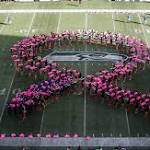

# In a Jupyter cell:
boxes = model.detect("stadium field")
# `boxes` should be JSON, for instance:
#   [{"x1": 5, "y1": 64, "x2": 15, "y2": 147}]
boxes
[
  {"x1": 0, "y1": 0, "x2": 150, "y2": 149},
  {"x1": 1, "y1": 0, "x2": 150, "y2": 9}
]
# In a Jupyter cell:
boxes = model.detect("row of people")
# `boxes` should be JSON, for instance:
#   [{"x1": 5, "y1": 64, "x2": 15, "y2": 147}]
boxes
[
  {"x1": 8, "y1": 68, "x2": 81, "y2": 119},
  {"x1": 83, "y1": 31, "x2": 150, "y2": 115},
  {"x1": 10, "y1": 31, "x2": 150, "y2": 73},
  {"x1": 0, "y1": 133, "x2": 80, "y2": 138}
]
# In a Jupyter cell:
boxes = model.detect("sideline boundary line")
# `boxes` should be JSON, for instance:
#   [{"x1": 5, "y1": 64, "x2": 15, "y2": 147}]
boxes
[
  {"x1": 1, "y1": 9, "x2": 150, "y2": 14},
  {"x1": 0, "y1": 137, "x2": 150, "y2": 147},
  {"x1": 0, "y1": 71, "x2": 16, "y2": 123},
  {"x1": 56, "y1": 12, "x2": 62, "y2": 33},
  {"x1": 111, "y1": 10, "x2": 131, "y2": 137}
]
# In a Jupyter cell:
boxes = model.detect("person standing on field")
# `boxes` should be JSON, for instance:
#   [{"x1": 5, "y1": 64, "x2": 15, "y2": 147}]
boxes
[{"x1": 143, "y1": 15, "x2": 147, "y2": 25}]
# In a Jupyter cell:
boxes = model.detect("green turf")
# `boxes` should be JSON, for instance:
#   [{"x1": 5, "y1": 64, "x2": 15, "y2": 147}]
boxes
[{"x1": 0, "y1": 2, "x2": 149, "y2": 150}]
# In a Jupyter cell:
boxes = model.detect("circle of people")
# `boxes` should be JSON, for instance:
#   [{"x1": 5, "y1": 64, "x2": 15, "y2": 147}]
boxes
[{"x1": 8, "y1": 30, "x2": 150, "y2": 118}]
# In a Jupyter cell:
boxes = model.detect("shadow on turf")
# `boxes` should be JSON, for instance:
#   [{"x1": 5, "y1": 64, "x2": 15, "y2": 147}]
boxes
[
  {"x1": 0, "y1": 34, "x2": 25, "y2": 51},
  {"x1": 114, "y1": 19, "x2": 150, "y2": 27},
  {"x1": 0, "y1": 22, "x2": 7, "y2": 25},
  {"x1": 67, "y1": 3, "x2": 79, "y2": 7}
]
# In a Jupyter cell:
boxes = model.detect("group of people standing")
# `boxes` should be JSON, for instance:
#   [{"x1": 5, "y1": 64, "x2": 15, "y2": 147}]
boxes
[
  {"x1": 9, "y1": 30, "x2": 150, "y2": 118},
  {"x1": 83, "y1": 31, "x2": 150, "y2": 116}
]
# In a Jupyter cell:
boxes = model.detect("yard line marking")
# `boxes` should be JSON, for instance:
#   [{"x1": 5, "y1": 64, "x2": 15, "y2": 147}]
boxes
[
  {"x1": 83, "y1": 62, "x2": 87, "y2": 137},
  {"x1": 1, "y1": 9, "x2": 150, "y2": 14},
  {"x1": 0, "y1": 14, "x2": 9, "y2": 33},
  {"x1": 134, "y1": 29, "x2": 138, "y2": 33},
  {"x1": 1, "y1": 137, "x2": 150, "y2": 147},
  {"x1": 112, "y1": 12, "x2": 116, "y2": 32},
  {"x1": 85, "y1": 13, "x2": 88, "y2": 47},
  {"x1": 0, "y1": 71, "x2": 16, "y2": 122},
  {"x1": 39, "y1": 12, "x2": 62, "y2": 133},
  {"x1": 125, "y1": 110, "x2": 131, "y2": 136},
  {"x1": 39, "y1": 110, "x2": 45, "y2": 134},
  {"x1": 0, "y1": 13, "x2": 15, "y2": 123},
  {"x1": 123, "y1": 16, "x2": 131, "y2": 136},
  {"x1": 110, "y1": 2, "x2": 115, "y2": 33},
  {"x1": 83, "y1": 13, "x2": 88, "y2": 137},
  {"x1": 111, "y1": 11, "x2": 131, "y2": 136},
  {"x1": 0, "y1": 10, "x2": 36, "y2": 123},
  {"x1": 138, "y1": 14, "x2": 149, "y2": 47},
  {"x1": 0, "y1": 88, "x2": 6, "y2": 96},
  {"x1": 0, "y1": 26, "x2": 5, "y2": 33},
  {"x1": 57, "y1": 12, "x2": 62, "y2": 33},
  {"x1": 27, "y1": 12, "x2": 36, "y2": 36},
  {"x1": 146, "y1": 29, "x2": 150, "y2": 34},
  {"x1": 85, "y1": 13, "x2": 88, "y2": 31}
]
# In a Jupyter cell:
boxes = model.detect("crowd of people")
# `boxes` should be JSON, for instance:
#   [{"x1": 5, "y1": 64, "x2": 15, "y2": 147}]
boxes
[
  {"x1": 83, "y1": 31, "x2": 150, "y2": 116},
  {"x1": 9, "y1": 32, "x2": 83, "y2": 118},
  {"x1": 9, "y1": 30, "x2": 150, "y2": 118},
  {"x1": 0, "y1": 133, "x2": 127, "y2": 150},
  {"x1": 0, "y1": 133, "x2": 80, "y2": 138}
]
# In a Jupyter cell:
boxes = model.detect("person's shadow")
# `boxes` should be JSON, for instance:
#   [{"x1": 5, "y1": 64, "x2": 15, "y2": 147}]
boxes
[
  {"x1": 67, "y1": 3, "x2": 79, "y2": 7},
  {"x1": 114, "y1": 19, "x2": 150, "y2": 27},
  {"x1": 0, "y1": 22, "x2": 7, "y2": 25}
]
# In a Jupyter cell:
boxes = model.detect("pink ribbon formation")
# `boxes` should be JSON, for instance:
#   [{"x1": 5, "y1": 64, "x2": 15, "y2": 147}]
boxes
[{"x1": 8, "y1": 31, "x2": 150, "y2": 119}]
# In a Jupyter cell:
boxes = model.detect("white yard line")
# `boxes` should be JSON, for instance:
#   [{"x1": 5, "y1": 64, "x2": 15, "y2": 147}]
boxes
[
  {"x1": 0, "y1": 12, "x2": 36, "y2": 123},
  {"x1": 0, "y1": 9, "x2": 150, "y2": 14},
  {"x1": 125, "y1": 110, "x2": 131, "y2": 136},
  {"x1": 56, "y1": 12, "x2": 62, "y2": 33},
  {"x1": 0, "y1": 26, "x2": 5, "y2": 33},
  {"x1": 39, "y1": 12, "x2": 62, "y2": 133},
  {"x1": 39, "y1": 101, "x2": 45, "y2": 132},
  {"x1": 0, "y1": 13, "x2": 15, "y2": 123},
  {"x1": 27, "y1": 12, "x2": 36, "y2": 36},
  {"x1": 1, "y1": 137, "x2": 150, "y2": 147},
  {"x1": 125, "y1": 109, "x2": 131, "y2": 136},
  {"x1": 83, "y1": 13, "x2": 88, "y2": 137},
  {"x1": 39, "y1": 110, "x2": 45, "y2": 134},
  {"x1": 85, "y1": 13, "x2": 88, "y2": 31},
  {"x1": 112, "y1": 12, "x2": 116, "y2": 32},
  {"x1": 0, "y1": 14, "x2": 9, "y2": 33},
  {"x1": 83, "y1": 61, "x2": 87, "y2": 136},
  {"x1": 111, "y1": 11, "x2": 131, "y2": 136},
  {"x1": 0, "y1": 71, "x2": 16, "y2": 122},
  {"x1": 138, "y1": 14, "x2": 149, "y2": 47}
]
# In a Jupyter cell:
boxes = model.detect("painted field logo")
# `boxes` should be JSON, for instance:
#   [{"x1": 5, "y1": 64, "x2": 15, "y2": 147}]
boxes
[{"x1": 47, "y1": 51, "x2": 128, "y2": 62}]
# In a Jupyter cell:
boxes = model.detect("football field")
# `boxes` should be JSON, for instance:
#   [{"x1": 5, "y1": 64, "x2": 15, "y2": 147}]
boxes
[{"x1": 0, "y1": 0, "x2": 150, "y2": 149}]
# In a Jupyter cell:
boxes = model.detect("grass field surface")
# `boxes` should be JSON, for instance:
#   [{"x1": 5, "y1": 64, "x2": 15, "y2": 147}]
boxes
[{"x1": 0, "y1": 0, "x2": 150, "y2": 149}]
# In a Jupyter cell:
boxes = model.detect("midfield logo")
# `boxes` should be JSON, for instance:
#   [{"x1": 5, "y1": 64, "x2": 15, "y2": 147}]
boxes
[{"x1": 47, "y1": 51, "x2": 128, "y2": 62}]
